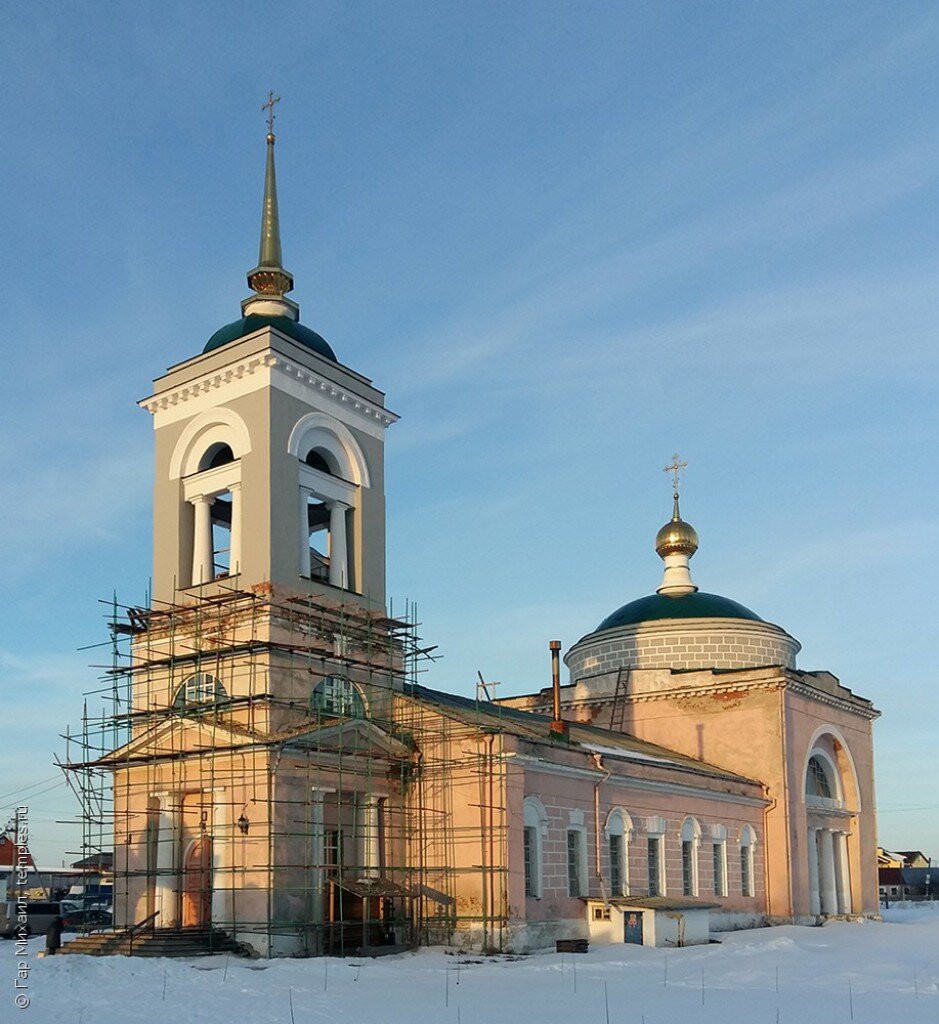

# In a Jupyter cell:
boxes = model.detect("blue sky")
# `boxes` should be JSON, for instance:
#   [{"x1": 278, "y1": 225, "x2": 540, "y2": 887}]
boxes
[{"x1": 1, "y1": 2, "x2": 937, "y2": 865}]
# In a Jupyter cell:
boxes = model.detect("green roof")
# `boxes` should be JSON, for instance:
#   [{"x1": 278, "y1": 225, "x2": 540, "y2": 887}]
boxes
[
  {"x1": 596, "y1": 591, "x2": 763, "y2": 632},
  {"x1": 204, "y1": 314, "x2": 336, "y2": 360}
]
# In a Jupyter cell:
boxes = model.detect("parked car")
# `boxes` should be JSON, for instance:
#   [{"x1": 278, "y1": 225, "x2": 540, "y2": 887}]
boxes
[
  {"x1": 61, "y1": 908, "x2": 112, "y2": 932},
  {"x1": 0, "y1": 901, "x2": 62, "y2": 938}
]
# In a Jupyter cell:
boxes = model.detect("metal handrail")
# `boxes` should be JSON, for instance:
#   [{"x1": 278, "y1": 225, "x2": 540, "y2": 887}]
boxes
[{"x1": 124, "y1": 910, "x2": 159, "y2": 953}]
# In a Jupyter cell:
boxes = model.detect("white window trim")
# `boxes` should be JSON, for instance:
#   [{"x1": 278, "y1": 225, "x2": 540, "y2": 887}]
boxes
[
  {"x1": 712, "y1": 838, "x2": 728, "y2": 897},
  {"x1": 182, "y1": 461, "x2": 242, "y2": 502},
  {"x1": 644, "y1": 823, "x2": 666, "y2": 898},
  {"x1": 299, "y1": 463, "x2": 357, "y2": 506},
  {"x1": 566, "y1": 826, "x2": 588, "y2": 898},
  {"x1": 680, "y1": 817, "x2": 701, "y2": 898},
  {"x1": 604, "y1": 808, "x2": 633, "y2": 896},
  {"x1": 804, "y1": 748, "x2": 844, "y2": 810},
  {"x1": 739, "y1": 825, "x2": 757, "y2": 898},
  {"x1": 522, "y1": 797, "x2": 548, "y2": 899}
]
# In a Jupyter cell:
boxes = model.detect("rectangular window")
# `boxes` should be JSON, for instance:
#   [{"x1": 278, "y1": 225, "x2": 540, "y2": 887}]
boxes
[
  {"x1": 713, "y1": 842, "x2": 727, "y2": 897},
  {"x1": 524, "y1": 827, "x2": 536, "y2": 897},
  {"x1": 682, "y1": 840, "x2": 695, "y2": 896},
  {"x1": 647, "y1": 836, "x2": 662, "y2": 897},
  {"x1": 609, "y1": 834, "x2": 623, "y2": 895},
  {"x1": 740, "y1": 845, "x2": 752, "y2": 897},
  {"x1": 567, "y1": 830, "x2": 583, "y2": 897}
]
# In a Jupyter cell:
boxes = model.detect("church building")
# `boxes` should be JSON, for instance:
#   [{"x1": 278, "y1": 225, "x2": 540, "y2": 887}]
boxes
[{"x1": 65, "y1": 106, "x2": 881, "y2": 957}]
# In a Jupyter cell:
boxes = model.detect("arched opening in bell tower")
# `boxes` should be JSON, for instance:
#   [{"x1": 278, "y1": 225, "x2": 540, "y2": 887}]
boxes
[{"x1": 288, "y1": 414, "x2": 370, "y2": 593}]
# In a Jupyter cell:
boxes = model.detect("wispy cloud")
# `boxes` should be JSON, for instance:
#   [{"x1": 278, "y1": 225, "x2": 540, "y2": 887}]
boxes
[{"x1": 377, "y1": 137, "x2": 939, "y2": 397}]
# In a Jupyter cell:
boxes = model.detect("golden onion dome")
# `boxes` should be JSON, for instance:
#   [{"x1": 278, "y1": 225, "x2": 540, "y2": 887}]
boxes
[{"x1": 655, "y1": 496, "x2": 699, "y2": 557}]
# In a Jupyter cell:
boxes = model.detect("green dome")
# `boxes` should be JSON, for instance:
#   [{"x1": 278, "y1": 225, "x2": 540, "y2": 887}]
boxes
[
  {"x1": 596, "y1": 591, "x2": 763, "y2": 632},
  {"x1": 204, "y1": 314, "x2": 336, "y2": 360}
]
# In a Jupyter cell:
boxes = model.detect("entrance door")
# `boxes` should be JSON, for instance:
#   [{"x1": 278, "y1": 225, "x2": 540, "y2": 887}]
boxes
[
  {"x1": 182, "y1": 837, "x2": 213, "y2": 928},
  {"x1": 624, "y1": 911, "x2": 644, "y2": 945}
]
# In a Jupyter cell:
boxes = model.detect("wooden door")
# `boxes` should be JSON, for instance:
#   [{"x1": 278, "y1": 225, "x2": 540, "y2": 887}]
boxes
[{"x1": 182, "y1": 838, "x2": 212, "y2": 928}]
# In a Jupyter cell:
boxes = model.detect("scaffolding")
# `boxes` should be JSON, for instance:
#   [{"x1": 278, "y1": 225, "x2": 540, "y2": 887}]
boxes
[{"x1": 60, "y1": 581, "x2": 512, "y2": 957}]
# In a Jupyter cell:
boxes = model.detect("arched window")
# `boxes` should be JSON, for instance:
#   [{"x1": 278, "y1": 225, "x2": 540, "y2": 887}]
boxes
[
  {"x1": 199, "y1": 443, "x2": 235, "y2": 471},
  {"x1": 304, "y1": 449, "x2": 335, "y2": 475},
  {"x1": 806, "y1": 755, "x2": 835, "y2": 800},
  {"x1": 680, "y1": 817, "x2": 701, "y2": 897},
  {"x1": 605, "y1": 809, "x2": 633, "y2": 897},
  {"x1": 711, "y1": 824, "x2": 728, "y2": 897},
  {"x1": 173, "y1": 672, "x2": 228, "y2": 711},
  {"x1": 311, "y1": 676, "x2": 366, "y2": 719},
  {"x1": 523, "y1": 797, "x2": 548, "y2": 899},
  {"x1": 739, "y1": 825, "x2": 757, "y2": 897}
]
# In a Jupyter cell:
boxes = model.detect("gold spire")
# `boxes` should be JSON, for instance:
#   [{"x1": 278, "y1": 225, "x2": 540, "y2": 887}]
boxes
[{"x1": 247, "y1": 91, "x2": 294, "y2": 298}]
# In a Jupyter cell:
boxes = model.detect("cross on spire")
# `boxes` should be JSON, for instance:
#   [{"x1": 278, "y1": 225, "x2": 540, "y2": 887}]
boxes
[
  {"x1": 262, "y1": 90, "x2": 281, "y2": 137},
  {"x1": 664, "y1": 453, "x2": 688, "y2": 498}
]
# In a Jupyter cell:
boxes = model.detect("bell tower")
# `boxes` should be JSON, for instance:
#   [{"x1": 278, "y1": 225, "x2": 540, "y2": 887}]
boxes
[{"x1": 139, "y1": 100, "x2": 397, "y2": 609}]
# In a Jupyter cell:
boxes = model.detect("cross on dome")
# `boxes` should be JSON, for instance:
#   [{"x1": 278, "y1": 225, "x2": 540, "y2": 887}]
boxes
[
  {"x1": 664, "y1": 453, "x2": 688, "y2": 499},
  {"x1": 262, "y1": 90, "x2": 281, "y2": 138}
]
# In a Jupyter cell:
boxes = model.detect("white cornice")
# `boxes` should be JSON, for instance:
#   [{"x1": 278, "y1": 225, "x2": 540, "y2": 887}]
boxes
[
  {"x1": 538, "y1": 672, "x2": 878, "y2": 721},
  {"x1": 140, "y1": 352, "x2": 398, "y2": 437},
  {"x1": 267, "y1": 355, "x2": 398, "y2": 428},
  {"x1": 513, "y1": 754, "x2": 768, "y2": 806},
  {"x1": 785, "y1": 676, "x2": 880, "y2": 720}
]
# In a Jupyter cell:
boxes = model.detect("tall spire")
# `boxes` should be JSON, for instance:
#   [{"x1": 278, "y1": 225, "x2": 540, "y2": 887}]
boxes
[{"x1": 246, "y1": 91, "x2": 294, "y2": 301}]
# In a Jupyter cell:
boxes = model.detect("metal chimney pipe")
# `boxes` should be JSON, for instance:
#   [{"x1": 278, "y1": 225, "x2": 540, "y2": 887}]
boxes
[{"x1": 549, "y1": 640, "x2": 566, "y2": 735}]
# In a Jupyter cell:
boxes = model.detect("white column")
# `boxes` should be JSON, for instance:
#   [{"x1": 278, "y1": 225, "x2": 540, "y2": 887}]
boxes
[
  {"x1": 807, "y1": 827, "x2": 821, "y2": 915},
  {"x1": 328, "y1": 501, "x2": 350, "y2": 588},
  {"x1": 362, "y1": 796, "x2": 381, "y2": 878},
  {"x1": 834, "y1": 831, "x2": 852, "y2": 915},
  {"x1": 211, "y1": 797, "x2": 229, "y2": 925},
  {"x1": 191, "y1": 495, "x2": 215, "y2": 585},
  {"x1": 818, "y1": 828, "x2": 837, "y2": 916},
  {"x1": 298, "y1": 487, "x2": 312, "y2": 578},
  {"x1": 228, "y1": 482, "x2": 242, "y2": 576},
  {"x1": 153, "y1": 794, "x2": 180, "y2": 927}
]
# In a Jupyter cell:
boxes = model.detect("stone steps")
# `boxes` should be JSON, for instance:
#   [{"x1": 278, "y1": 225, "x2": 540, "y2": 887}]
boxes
[{"x1": 59, "y1": 928, "x2": 242, "y2": 958}]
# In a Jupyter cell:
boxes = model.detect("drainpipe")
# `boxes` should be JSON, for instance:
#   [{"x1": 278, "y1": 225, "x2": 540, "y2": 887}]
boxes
[
  {"x1": 591, "y1": 752, "x2": 611, "y2": 900},
  {"x1": 549, "y1": 641, "x2": 567, "y2": 736},
  {"x1": 762, "y1": 785, "x2": 777, "y2": 919}
]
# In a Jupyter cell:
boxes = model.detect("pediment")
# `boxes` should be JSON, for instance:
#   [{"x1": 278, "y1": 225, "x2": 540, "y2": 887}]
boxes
[
  {"x1": 283, "y1": 718, "x2": 411, "y2": 761},
  {"x1": 91, "y1": 714, "x2": 262, "y2": 767}
]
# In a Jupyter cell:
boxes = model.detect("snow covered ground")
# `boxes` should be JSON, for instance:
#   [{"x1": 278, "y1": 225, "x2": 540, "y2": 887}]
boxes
[{"x1": 10, "y1": 905, "x2": 939, "y2": 1024}]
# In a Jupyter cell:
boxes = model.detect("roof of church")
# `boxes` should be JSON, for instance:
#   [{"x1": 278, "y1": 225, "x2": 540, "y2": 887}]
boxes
[
  {"x1": 204, "y1": 314, "x2": 337, "y2": 360},
  {"x1": 408, "y1": 683, "x2": 760, "y2": 786},
  {"x1": 595, "y1": 591, "x2": 763, "y2": 632}
]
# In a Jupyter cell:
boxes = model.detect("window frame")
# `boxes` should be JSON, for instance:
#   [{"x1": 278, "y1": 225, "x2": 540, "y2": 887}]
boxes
[
  {"x1": 647, "y1": 835, "x2": 664, "y2": 897},
  {"x1": 522, "y1": 797, "x2": 547, "y2": 899},
  {"x1": 567, "y1": 828, "x2": 587, "y2": 898},
  {"x1": 739, "y1": 825, "x2": 756, "y2": 898},
  {"x1": 172, "y1": 672, "x2": 229, "y2": 711},
  {"x1": 713, "y1": 839, "x2": 728, "y2": 897},
  {"x1": 680, "y1": 817, "x2": 701, "y2": 898},
  {"x1": 604, "y1": 808, "x2": 632, "y2": 897},
  {"x1": 310, "y1": 675, "x2": 367, "y2": 719}
]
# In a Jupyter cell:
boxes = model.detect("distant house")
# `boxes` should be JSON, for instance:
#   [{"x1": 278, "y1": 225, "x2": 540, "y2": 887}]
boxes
[
  {"x1": 894, "y1": 851, "x2": 931, "y2": 868},
  {"x1": 878, "y1": 849, "x2": 934, "y2": 901}
]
